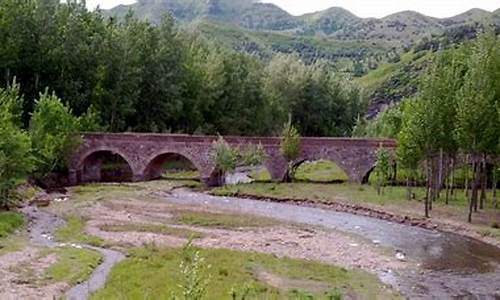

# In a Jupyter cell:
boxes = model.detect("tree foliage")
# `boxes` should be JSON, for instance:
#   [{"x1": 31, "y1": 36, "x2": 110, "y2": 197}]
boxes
[
  {"x1": 0, "y1": 1, "x2": 363, "y2": 137},
  {"x1": 374, "y1": 147, "x2": 391, "y2": 195},
  {"x1": 29, "y1": 91, "x2": 80, "y2": 178},
  {"x1": 0, "y1": 84, "x2": 32, "y2": 208},
  {"x1": 383, "y1": 31, "x2": 500, "y2": 219}
]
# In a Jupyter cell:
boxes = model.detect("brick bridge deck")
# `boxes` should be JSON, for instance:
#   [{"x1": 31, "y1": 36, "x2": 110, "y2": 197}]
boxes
[{"x1": 68, "y1": 133, "x2": 397, "y2": 186}]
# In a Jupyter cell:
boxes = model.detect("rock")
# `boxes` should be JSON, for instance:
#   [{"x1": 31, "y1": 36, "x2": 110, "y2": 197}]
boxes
[
  {"x1": 30, "y1": 196, "x2": 51, "y2": 207},
  {"x1": 395, "y1": 250, "x2": 406, "y2": 261},
  {"x1": 299, "y1": 234, "x2": 314, "y2": 239}
]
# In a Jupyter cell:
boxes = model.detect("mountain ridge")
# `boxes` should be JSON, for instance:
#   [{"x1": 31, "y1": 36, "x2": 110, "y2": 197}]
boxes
[{"x1": 104, "y1": 1, "x2": 499, "y2": 48}]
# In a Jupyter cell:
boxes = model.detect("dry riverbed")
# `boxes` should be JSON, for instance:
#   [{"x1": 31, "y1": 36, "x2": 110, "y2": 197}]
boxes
[{"x1": 0, "y1": 180, "x2": 402, "y2": 299}]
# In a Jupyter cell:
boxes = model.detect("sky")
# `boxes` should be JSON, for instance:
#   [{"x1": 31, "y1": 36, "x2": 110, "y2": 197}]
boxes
[{"x1": 85, "y1": 0, "x2": 500, "y2": 18}]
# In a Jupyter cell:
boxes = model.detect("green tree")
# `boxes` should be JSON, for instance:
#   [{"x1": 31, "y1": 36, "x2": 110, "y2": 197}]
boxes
[
  {"x1": 0, "y1": 85, "x2": 32, "y2": 208},
  {"x1": 30, "y1": 91, "x2": 80, "y2": 179},
  {"x1": 397, "y1": 100, "x2": 424, "y2": 201},
  {"x1": 374, "y1": 146, "x2": 391, "y2": 195},
  {"x1": 455, "y1": 32, "x2": 499, "y2": 222},
  {"x1": 280, "y1": 121, "x2": 301, "y2": 182}
]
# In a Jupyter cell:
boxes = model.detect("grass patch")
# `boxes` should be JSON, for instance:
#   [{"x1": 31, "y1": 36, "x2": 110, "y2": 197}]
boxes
[
  {"x1": 0, "y1": 212, "x2": 25, "y2": 238},
  {"x1": 479, "y1": 227, "x2": 500, "y2": 240},
  {"x1": 295, "y1": 160, "x2": 349, "y2": 183},
  {"x1": 250, "y1": 160, "x2": 350, "y2": 183},
  {"x1": 212, "y1": 182, "x2": 492, "y2": 211},
  {"x1": 98, "y1": 223, "x2": 203, "y2": 239},
  {"x1": 45, "y1": 247, "x2": 103, "y2": 285},
  {"x1": 174, "y1": 210, "x2": 280, "y2": 229},
  {"x1": 163, "y1": 170, "x2": 200, "y2": 181},
  {"x1": 92, "y1": 247, "x2": 400, "y2": 299},
  {"x1": 55, "y1": 216, "x2": 104, "y2": 247},
  {"x1": 0, "y1": 234, "x2": 27, "y2": 256},
  {"x1": 71, "y1": 183, "x2": 145, "y2": 203}
]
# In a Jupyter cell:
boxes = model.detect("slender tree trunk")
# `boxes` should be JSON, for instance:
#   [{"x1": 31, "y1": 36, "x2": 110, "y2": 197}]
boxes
[
  {"x1": 438, "y1": 148, "x2": 443, "y2": 198},
  {"x1": 450, "y1": 158, "x2": 455, "y2": 201},
  {"x1": 393, "y1": 163, "x2": 398, "y2": 185},
  {"x1": 5, "y1": 68, "x2": 10, "y2": 85},
  {"x1": 472, "y1": 161, "x2": 480, "y2": 213},
  {"x1": 406, "y1": 176, "x2": 411, "y2": 201},
  {"x1": 445, "y1": 171, "x2": 450, "y2": 205},
  {"x1": 468, "y1": 186, "x2": 474, "y2": 223},
  {"x1": 493, "y1": 165, "x2": 497, "y2": 209},
  {"x1": 479, "y1": 157, "x2": 487, "y2": 210},
  {"x1": 430, "y1": 158, "x2": 436, "y2": 211},
  {"x1": 425, "y1": 160, "x2": 430, "y2": 218},
  {"x1": 465, "y1": 155, "x2": 470, "y2": 198}
]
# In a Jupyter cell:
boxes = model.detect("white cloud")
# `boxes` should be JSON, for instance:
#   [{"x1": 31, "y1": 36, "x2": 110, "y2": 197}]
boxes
[
  {"x1": 86, "y1": 0, "x2": 136, "y2": 10},
  {"x1": 85, "y1": 0, "x2": 499, "y2": 18}
]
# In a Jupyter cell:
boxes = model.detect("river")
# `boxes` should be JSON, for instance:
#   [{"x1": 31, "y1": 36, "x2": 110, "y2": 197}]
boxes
[{"x1": 166, "y1": 189, "x2": 500, "y2": 299}]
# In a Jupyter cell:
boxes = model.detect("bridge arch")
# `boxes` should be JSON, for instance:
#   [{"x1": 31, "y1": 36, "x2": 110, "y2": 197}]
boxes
[
  {"x1": 142, "y1": 152, "x2": 202, "y2": 181},
  {"x1": 75, "y1": 147, "x2": 135, "y2": 183},
  {"x1": 138, "y1": 148, "x2": 214, "y2": 183},
  {"x1": 299, "y1": 149, "x2": 375, "y2": 183}
]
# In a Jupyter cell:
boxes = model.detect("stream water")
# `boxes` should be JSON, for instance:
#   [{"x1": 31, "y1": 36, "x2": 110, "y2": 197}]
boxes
[
  {"x1": 166, "y1": 189, "x2": 500, "y2": 299},
  {"x1": 21, "y1": 206, "x2": 124, "y2": 300}
]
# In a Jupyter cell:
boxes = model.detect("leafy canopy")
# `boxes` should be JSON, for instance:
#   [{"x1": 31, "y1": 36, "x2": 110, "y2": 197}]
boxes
[{"x1": 30, "y1": 91, "x2": 80, "y2": 177}]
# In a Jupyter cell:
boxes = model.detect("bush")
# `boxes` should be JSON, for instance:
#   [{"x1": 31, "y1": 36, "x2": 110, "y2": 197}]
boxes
[
  {"x1": 280, "y1": 121, "x2": 301, "y2": 182},
  {"x1": 30, "y1": 91, "x2": 80, "y2": 178},
  {"x1": 210, "y1": 136, "x2": 238, "y2": 185},
  {"x1": 0, "y1": 84, "x2": 33, "y2": 208}
]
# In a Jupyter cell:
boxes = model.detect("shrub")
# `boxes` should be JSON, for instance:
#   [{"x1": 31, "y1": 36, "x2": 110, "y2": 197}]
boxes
[
  {"x1": 210, "y1": 136, "x2": 238, "y2": 186},
  {"x1": 30, "y1": 90, "x2": 80, "y2": 178},
  {"x1": 0, "y1": 84, "x2": 33, "y2": 208},
  {"x1": 280, "y1": 121, "x2": 301, "y2": 182}
]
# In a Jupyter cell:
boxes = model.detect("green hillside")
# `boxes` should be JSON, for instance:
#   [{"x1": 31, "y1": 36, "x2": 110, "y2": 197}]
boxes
[
  {"x1": 103, "y1": 1, "x2": 499, "y2": 117},
  {"x1": 104, "y1": 1, "x2": 498, "y2": 48}
]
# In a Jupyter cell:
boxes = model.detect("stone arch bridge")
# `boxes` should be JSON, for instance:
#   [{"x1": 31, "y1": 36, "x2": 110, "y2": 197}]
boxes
[{"x1": 68, "y1": 133, "x2": 397, "y2": 186}]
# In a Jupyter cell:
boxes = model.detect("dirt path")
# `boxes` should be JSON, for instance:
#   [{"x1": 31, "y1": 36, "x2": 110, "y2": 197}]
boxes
[{"x1": 0, "y1": 205, "x2": 124, "y2": 300}]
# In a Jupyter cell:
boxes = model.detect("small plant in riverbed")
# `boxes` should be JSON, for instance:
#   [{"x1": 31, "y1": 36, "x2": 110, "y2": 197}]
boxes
[
  {"x1": 210, "y1": 136, "x2": 238, "y2": 186},
  {"x1": 280, "y1": 120, "x2": 301, "y2": 182},
  {"x1": 327, "y1": 288, "x2": 343, "y2": 300},
  {"x1": 176, "y1": 239, "x2": 211, "y2": 300}
]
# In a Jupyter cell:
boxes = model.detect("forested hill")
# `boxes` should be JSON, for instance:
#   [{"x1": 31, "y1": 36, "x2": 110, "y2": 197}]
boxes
[
  {"x1": 105, "y1": 0, "x2": 499, "y2": 49},
  {"x1": 103, "y1": 0, "x2": 500, "y2": 90}
]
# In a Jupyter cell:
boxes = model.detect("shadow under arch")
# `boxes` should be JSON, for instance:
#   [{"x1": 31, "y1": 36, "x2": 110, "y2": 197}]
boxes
[
  {"x1": 142, "y1": 152, "x2": 201, "y2": 181},
  {"x1": 78, "y1": 150, "x2": 134, "y2": 183},
  {"x1": 362, "y1": 166, "x2": 376, "y2": 185}
]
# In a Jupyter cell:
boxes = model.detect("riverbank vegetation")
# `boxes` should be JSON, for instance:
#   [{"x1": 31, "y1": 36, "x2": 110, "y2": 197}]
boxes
[
  {"x1": 92, "y1": 246, "x2": 399, "y2": 299},
  {"x1": 355, "y1": 31, "x2": 500, "y2": 222}
]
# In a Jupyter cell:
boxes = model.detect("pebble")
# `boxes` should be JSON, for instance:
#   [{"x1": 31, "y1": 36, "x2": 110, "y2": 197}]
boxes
[{"x1": 395, "y1": 251, "x2": 406, "y2": 261}]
